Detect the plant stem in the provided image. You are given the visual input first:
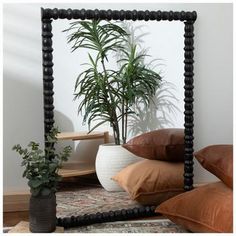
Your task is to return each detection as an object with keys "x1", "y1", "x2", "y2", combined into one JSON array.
[
  {"x1": 101, "y1": 58, "x2": 120, "y2": 145},
  {"x1": 121, "y1": 79, "x2": 125, "y2": 144},
  {"x1": 124, "y1": 101, "x2": 128, "y2": 144},
  {"x1": 112, "y1": 124, "x2": 120, "y2": 145},
  {"x1": 121, "y1": 97, "x2": 125, "y2": 144}
]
